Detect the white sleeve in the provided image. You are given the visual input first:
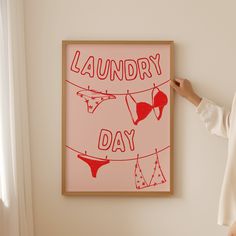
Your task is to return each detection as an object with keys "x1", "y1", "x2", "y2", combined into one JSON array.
[{"x1": 196, "y1": 98, "x2": 231, "y2": 138}]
